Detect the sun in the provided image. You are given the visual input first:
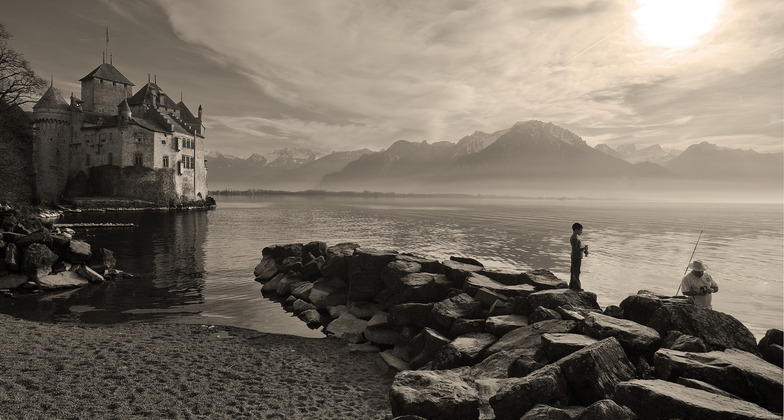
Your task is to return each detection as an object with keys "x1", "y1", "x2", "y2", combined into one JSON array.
[{"x1": 632, "y1": 0, "x2": 725, "y2": 49}]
